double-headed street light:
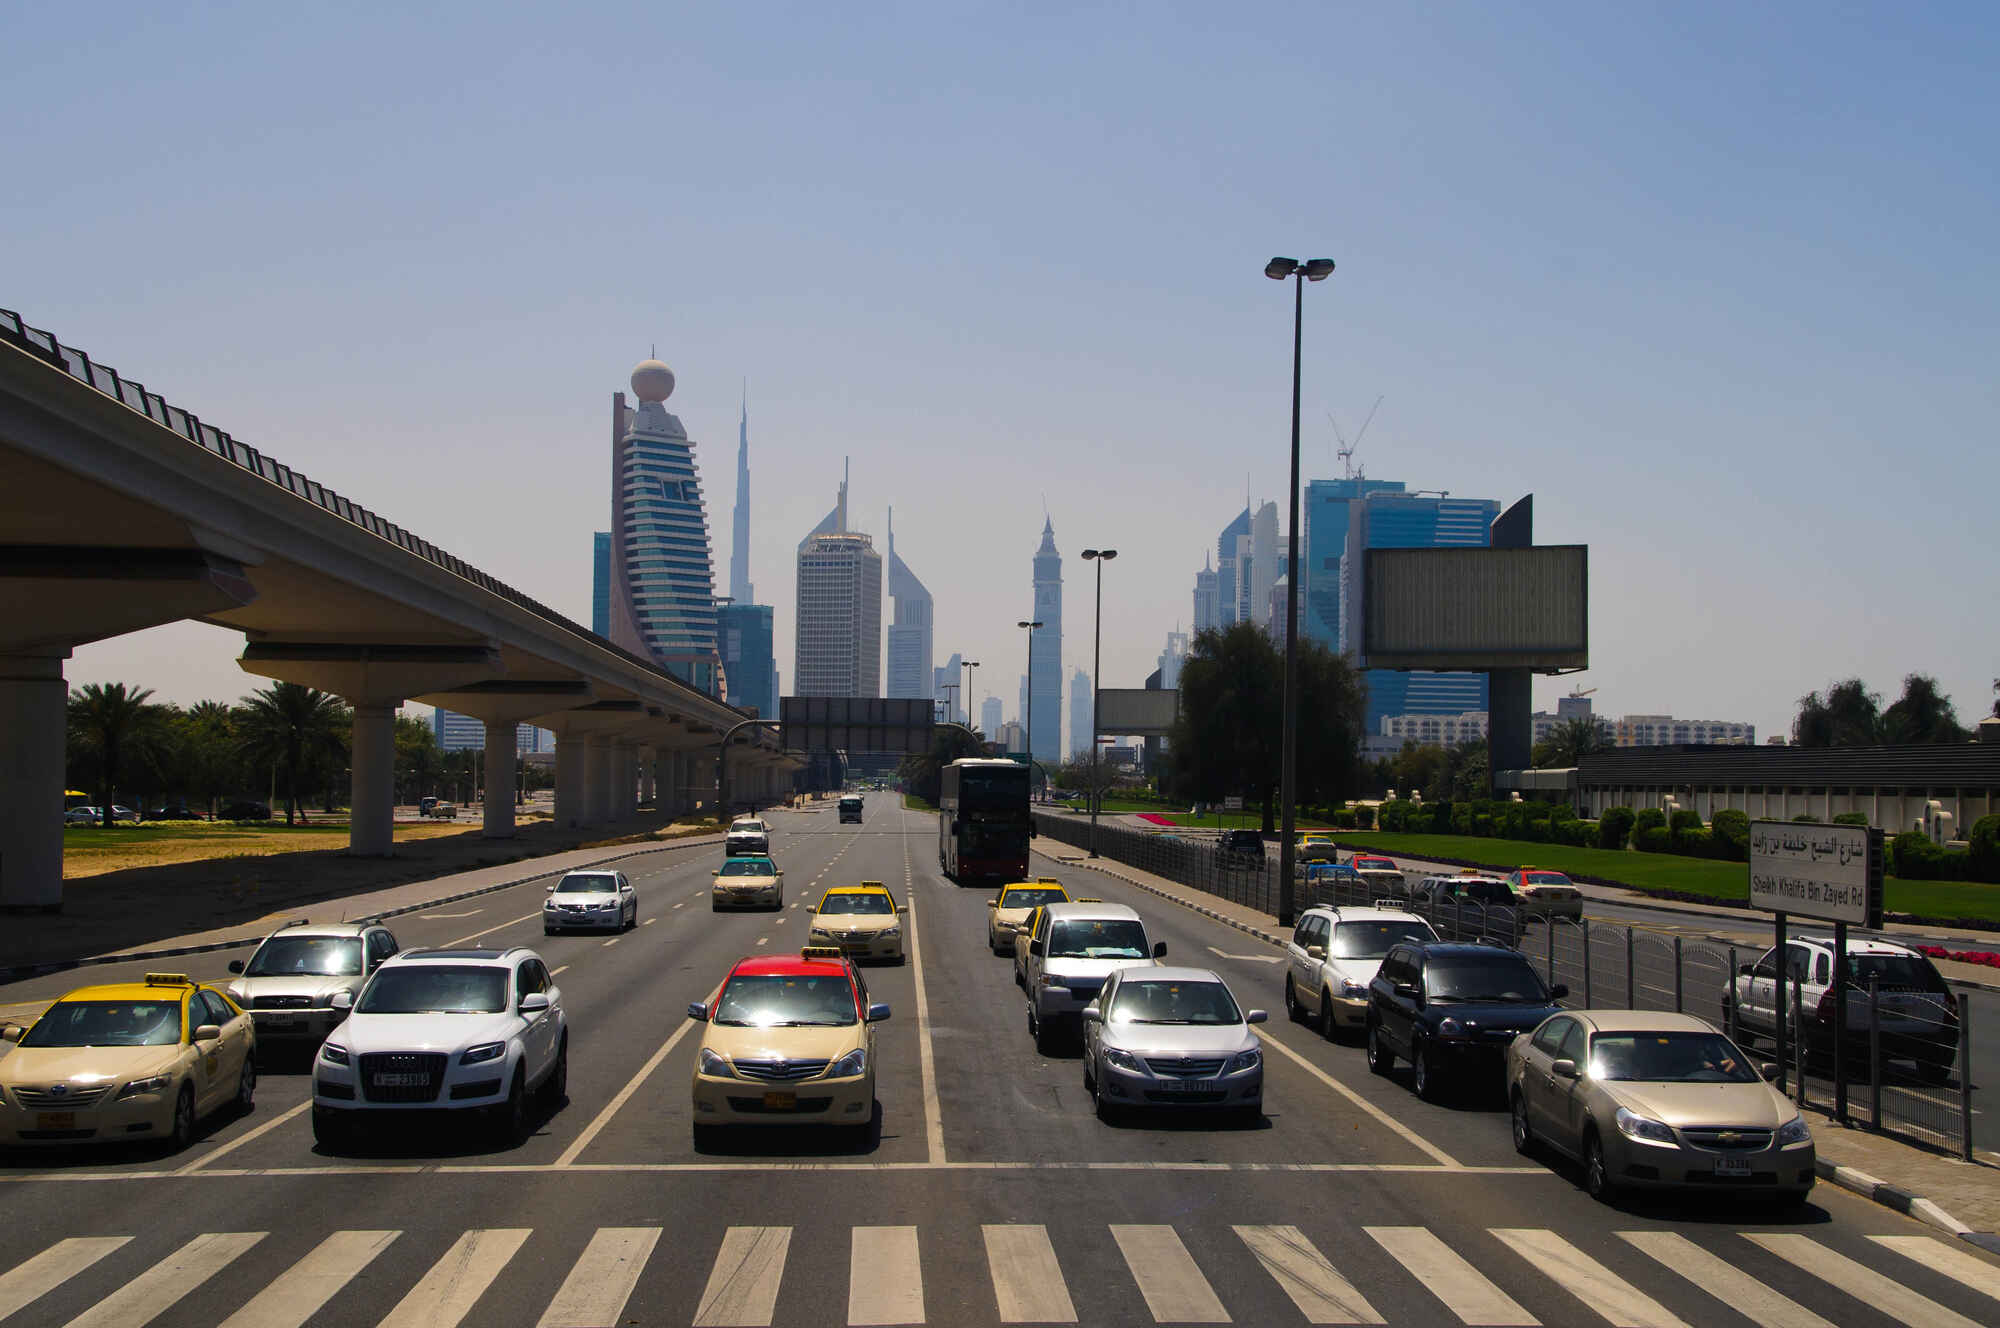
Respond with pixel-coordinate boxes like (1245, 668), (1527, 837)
(1017, 620), (1042, 789)
(1265, 254), (1334, 928)
(1081, 549), (1117, 855)
(962, 660), (981, 732)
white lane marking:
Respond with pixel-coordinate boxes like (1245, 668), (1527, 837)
(0, 1237), (130, 1323)
(1618, 1232), (1830, 1328)
(601, 938), (620, 948)
(1207, 946), (1283, 964)
(218, 1229), (398, 1328)
(1110, 1225), (1229, 1323)
(905, 889), (946, 1167)
(1366, 1226), (1536, 1325)
(554, 1019), (698, 1167)
(176, 1100), (312, 1174)
(848, 1226), (923, 1326)
(1235, 1224), (1383, 1324)
(982, 1225), (1076, 1324)
(1745, 1234), (1984, 1328)
(1489, 1229), (1688, 1328)
(693, 1226), (792, 1327)
(420, 911), (482, 919)
(675, 902), (687, 909)
(1257, 1034), (1459, 1167)
(643, 917), (657, 926)
(1867, 1235), (2000, 1305)
(446, 910), (541, 947)
(755, 936), (769, 947)
(535, 1227), (661, 1328)
(377, 1229), (531, 1328)
(63, 1230), (266, 1328)
(550, 966), (569, 977)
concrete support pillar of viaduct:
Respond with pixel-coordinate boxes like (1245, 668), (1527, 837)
(639, 752), (655, 809)
(482, 719), (519, 839)
(555, 741), (587, 828)
(422, 681), (595, 841)
(0, 650), (70, 913)
(349, 704), (398, 857)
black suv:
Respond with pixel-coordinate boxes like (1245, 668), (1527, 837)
(1366, 941), (1566, 1101)
(1216, 830), (1266, 867)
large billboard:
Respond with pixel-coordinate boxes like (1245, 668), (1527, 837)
(1361, 545), (1588, 672)
(779, 696), (933, 755)
(1095, 688), (1179, 738)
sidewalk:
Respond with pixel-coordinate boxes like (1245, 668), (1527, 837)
(1031, 835), (2000, 1247)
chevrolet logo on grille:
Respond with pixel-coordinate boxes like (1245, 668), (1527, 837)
(1718, 1131), (1741, 1144)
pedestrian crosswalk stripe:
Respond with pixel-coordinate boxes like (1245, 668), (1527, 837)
(695, 1226), (792, 1327)
(1234, 1224), (1384, 1324)
(1745, 1234), (1986, 1328)
(1365, 1226), (1536, 1326)
(1867, 1235), (2000, 1305)
(218, 1230), (398, 1328)
(1488, 1229), (1688, 1328)
(982, 1224), (1076, 1324)
(63, 1231), (265, 1328)
(1111, 1225), (1229, 1323)
(376, 1229), (531, 1328)
(535, 1227), (660, 1328)
(848, 1226), (923, 1326)
(1618, 1231), (1834, 1328)
(0, 1237), (129, 1325)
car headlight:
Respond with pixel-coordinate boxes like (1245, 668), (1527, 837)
(1226, 1049), (1262, 1073)
(115, 1074), (172, 1100)
(1436, 1017), (1466, 1038)
(880, 926), (901, 938)
(319, 1042), (350, 1066)
(1614, 1106), (1678, 1147)
(1339, 979), (1368, 998)
(828, 1048), (868, 1078)
(1102, 1048), (1139, 1072)
(809, 926), (832, 938)
(1776, 1114), (1812, 1147)
(460, 1042), (506, 1066)
(699, 1048), (736, 1078)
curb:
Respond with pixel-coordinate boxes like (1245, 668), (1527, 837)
(1812, 1159), (1997, 1249)
(0, 833), (726, 985)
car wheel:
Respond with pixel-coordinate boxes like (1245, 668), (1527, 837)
(311, 1106), (352, 1154)
(1235, 1104), (1263, 1128)
(1033, 1010), (1056, 1055)
(1284, 976), (1303, 1023)
(1583, 1129), (1619, 1204)
(1367, 1020), (1393, 1075)
(1319, 991), (1338, 1042)
(691, 1123), (722, 1151)
(235, 1058), (257, 1115)
(1092, 1068), (1117, 1124)
(543, 926), (556, 936)
(543, 1036), (569, 1104)
(1510, 1090), (1534, 1155)
(1082, 1054), (1096, 1094)
(167, 1083), (196, 1152)
(491, 1067), (527, 1148)
(1413, 1038), (1442, 1101)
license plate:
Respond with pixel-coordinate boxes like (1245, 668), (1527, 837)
(1713, 1155), (1751, 1177)
(372, 1073), (426, 1088)
(263, 1013), (297, 1027)
(36, 1112), (75, 1129)
(1155, 1078), (1211, 1093)
(761, 1090), (796, 1109)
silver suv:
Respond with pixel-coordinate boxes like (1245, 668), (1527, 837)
(225, 920), (400, 1050)
(1021, 901), (1166, 1053)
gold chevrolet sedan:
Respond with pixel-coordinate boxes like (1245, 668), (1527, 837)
(0, 973), (256, 1152)
(806, 882), (906, 963)
(1506, 1009), (1813, 1206)
(986, 879), (1070, 955)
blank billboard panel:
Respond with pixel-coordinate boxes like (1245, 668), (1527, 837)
(1362, 546), (1588, 671)
(779, 696), (934, 755)
(1095, 689), (1179, 737)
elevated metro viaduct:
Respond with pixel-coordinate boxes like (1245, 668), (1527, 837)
(0, 311), (797, 913)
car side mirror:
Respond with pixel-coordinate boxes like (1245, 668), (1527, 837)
(1152, 942), (1168, 959)
(329, 990), (355, 1011)
(776, 871), (784, 878)
(1394, 982), (1419, 999)
(1550, 1058), (1579, 1079)
(898, 903), (909, 913)
(1760, 1062), (1781, 1082)
(193, 1024), (221, 1042)
(227, 959), (245, 975)
(987, 899), (999, 908)
(687, 1002), (708, 1022)
(1029, 939), (1045, 957)
(1738, 963), (1755, 978)
(1081, 1004), (1102, 1023)
(518, 992), (551, 1015)
(1549, 984), (1569, 1000)
(1305, 945), (1326, 960)
(866, 1002), (892, 1023)
(547, 884), (558, 893)
(0, 1025), (21, 1043)
(1246, 1009), (1269, 1025)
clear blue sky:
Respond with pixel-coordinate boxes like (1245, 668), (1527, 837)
(9, 2), (1996, 741)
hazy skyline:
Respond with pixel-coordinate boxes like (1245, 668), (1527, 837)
(11, 4), (1995, 742)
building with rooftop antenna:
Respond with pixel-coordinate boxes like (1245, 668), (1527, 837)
(795, 462), (880, 697)
(728, 386), (753, 605)
(1029, 518), (1064, 765)
(885, 508), (934, 704)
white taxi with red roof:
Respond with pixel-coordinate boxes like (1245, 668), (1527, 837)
(1504, 867), (1586, 920)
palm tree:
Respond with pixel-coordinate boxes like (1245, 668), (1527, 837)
(67, 683), (166, 828)
(236, 684), (351, 826)
(182, 700), (240, 818)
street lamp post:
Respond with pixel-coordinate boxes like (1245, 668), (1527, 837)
(941, 682), (959, 729)
(1081, 549), (1117, 855)
(1017, 620), (1042, 792)
(1264, 255), (1334, 928)
(962, 660), (980, 733)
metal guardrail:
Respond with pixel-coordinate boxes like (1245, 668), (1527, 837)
(0, 307), (735, 712)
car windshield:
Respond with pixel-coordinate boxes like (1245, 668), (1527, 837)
(1048, 918), (1150, 959)
(1332, 919), (1435, 959)
(1847, 954), (1946, 991)
(357, 967), (507, 1014)
(1524, 873), (1570, 886)
(820, 893), (893, 915)
(713, 974), (857, 1027)
(246, 936), (363, 977)
(1001, 887), (1066, 908)
(20, 1000), (182, 1047)
(1425, 957), (1547, 1002)
(552, 876), (618, 896)
(719, 861), (776, 877)
(1355, 858), (1396, 870)
(1590, 1032), (1758, 1083)
(1109, 979), (1240, 1025)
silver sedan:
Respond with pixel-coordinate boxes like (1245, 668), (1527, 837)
(1081, 967), (1266, 1124)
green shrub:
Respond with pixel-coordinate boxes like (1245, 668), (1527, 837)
(1969, 815), (2000, 885)
(1891, 831), (1965, 881)
(1428, 800), (1455, 833)
(1677, 827), (1716, 858)
(1332, 809), (1356, 829)
(1563, 818), (1597, 847)
(1377, 800), (1414, 832)
(1831, 812), (1870, 827)
(1633, 825), (1673, 853)
(1634, 808), (1667, 836)
(1598, 807), (1636, 850)
(1791, 813), (1820, 823)
(1353, 804), (1375, 830)
(1705, 811), (1750, 862)
(1668, 809), (1703, 835)
(1451, 802), (1476, 836)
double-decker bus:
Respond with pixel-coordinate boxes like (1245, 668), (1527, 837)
(939, 758), (1031, 885)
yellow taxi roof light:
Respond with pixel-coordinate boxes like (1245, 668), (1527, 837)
(143, 972), (194, 987)
(800, 947), (843, 959)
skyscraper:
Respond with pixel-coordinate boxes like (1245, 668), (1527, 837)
(885, 509), (935, 704)
(795, 467), (882, 697)
(980, 695), (1003, 738)
(433, 708), (544, 755)
(1247, 500), (1279, 629)
(1300, 477), (1403, 647)
(933, 653), (962, 723)
(1029, 519), (1064, 766)
(729, 388), (753, 606)
(717, 603), (775, 717)
(1069, 667), (1092, 762)
(591, 531), (611, 637)
(1158, 630), (1188, 691)
(1214, 506), (1250, 627)
(1192, 554), (1221, 632)
(606, 360), (720, 693)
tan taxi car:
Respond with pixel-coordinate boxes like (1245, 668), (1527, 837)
(806, 882), (907, 964)
(987, 878), (1070, 954)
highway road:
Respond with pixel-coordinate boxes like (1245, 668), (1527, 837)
(3, 794), (1997, 1326)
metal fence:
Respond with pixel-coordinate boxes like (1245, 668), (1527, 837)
(1035, 813), (1976, 1157)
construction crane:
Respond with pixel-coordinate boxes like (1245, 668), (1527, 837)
(1567, 686), (1597, 700)
(1328, 395), (1383, 480)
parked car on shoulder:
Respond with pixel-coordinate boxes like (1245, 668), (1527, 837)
(148, 801), (204, 821)
(1366, 939), (1566, 1101)
(64, 806), (101, 826)
(217, 800), (272, 821)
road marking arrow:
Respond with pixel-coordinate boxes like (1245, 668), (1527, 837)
(1208, 946), (1283, 964)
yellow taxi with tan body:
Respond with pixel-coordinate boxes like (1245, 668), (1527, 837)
(0, 973), (255, 1152)
(807, 881), (907, 963)
(987, 878), (1070, 955)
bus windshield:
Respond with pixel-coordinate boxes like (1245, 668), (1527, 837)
(956, 767), (1028, 812)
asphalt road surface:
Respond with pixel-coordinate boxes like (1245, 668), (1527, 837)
(2, 794), (1996, 1326)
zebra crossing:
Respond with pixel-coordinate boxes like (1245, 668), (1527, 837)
(2, 1219), (1995, 1326)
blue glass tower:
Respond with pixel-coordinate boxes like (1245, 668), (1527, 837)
(591, 531), (611, 637)
(717, 603), (776, 717)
